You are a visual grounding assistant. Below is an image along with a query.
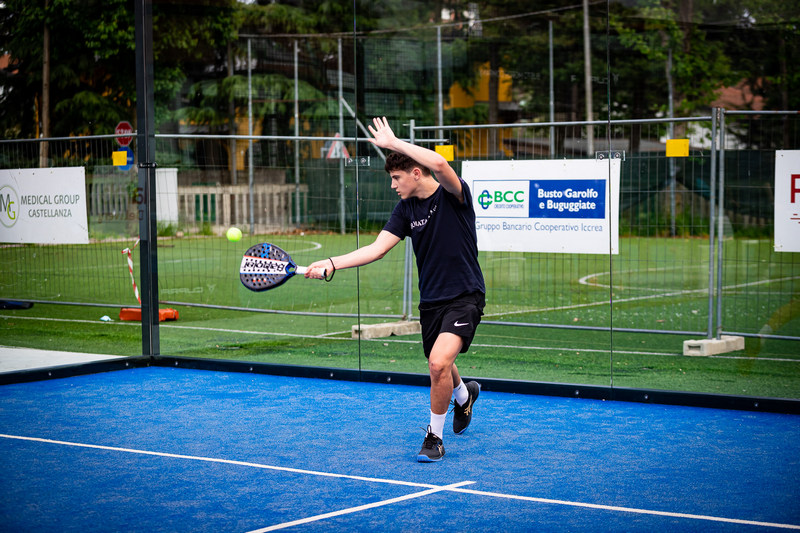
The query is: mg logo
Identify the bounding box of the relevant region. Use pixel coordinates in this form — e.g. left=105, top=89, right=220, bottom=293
left=0, top=184, right=18, bottom=228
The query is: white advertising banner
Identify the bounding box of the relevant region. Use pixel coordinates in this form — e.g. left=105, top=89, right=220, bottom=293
left=463, top=159, right=620, bottom=254
left=0, top=167, right=89, bottom=244
left=774, top=150, right=800, bottom=252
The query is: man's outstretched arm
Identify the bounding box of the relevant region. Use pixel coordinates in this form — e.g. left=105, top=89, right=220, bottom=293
left=304, top=230, right=401, bottom=279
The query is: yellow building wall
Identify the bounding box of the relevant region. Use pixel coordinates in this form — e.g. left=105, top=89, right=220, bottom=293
left=446, top=62, right=513, bottom=109
left=445, top=62, right=514, bottom=159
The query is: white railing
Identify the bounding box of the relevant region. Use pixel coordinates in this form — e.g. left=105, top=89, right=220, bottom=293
left=176, top=183, right=307, bottom=233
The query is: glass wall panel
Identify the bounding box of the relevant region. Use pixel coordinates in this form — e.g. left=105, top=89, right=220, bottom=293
left=606, top=0, right=800, bottom=397
left=351, top=3, right=616, bottom=386
left=0, top=0, right=142, bottom=357
left=149, top=2, right=368, bottom=370
left=0, top=0, right=797, bottom=401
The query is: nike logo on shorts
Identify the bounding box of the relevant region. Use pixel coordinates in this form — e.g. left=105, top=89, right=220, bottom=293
left=454, top=321, right=469, bottom=327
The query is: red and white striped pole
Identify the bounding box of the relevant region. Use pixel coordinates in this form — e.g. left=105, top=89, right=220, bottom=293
left=122, top=238, right=141, bottom=304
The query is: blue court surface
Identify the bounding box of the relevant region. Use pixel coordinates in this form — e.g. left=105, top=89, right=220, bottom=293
left=1, top=366, right=799, bottom=532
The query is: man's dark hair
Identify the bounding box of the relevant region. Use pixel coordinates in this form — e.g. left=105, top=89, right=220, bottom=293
left=385, top=151, right=431, bottom=176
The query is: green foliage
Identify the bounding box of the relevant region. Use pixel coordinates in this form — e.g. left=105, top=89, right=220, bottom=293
left=621, top=205, right=713, bottom=238
left=0, top=0, right=136, bottom=138
left=174, top=73, right=333, bottom=130
left=609, top=0, right=738, bottom=117
left=157, top=222, right=178, bottom=237
left=0, top=0, right=796, bottom=143
left=1, top=235, right=798, bottom=398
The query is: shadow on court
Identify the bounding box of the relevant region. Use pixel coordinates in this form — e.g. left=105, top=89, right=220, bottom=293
left=1, top=367, right=799, bottom=532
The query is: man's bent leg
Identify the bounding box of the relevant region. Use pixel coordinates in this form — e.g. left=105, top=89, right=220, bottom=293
left=428, top=332, right=463, bottom=415
left=451, top=363, right=463, bottom=393
left=418, top=333, right=463, bottom=463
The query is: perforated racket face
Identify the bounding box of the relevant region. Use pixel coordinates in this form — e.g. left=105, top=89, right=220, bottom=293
left=240, top=243, right=298, bottom=291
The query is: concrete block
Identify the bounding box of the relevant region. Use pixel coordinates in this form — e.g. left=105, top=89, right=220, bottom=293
left=351, top=320, right=421, bottom=340
left=683, top=335, right=745, bottom=356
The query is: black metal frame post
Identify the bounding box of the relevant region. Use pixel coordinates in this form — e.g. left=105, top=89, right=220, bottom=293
left=134, top=0, right=159, bottom=357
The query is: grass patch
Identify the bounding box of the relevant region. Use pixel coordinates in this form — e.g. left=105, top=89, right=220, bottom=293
left=1, top=233, right=798, bottom=399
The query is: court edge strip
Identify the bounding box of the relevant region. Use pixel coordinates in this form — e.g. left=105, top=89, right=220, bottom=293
left=2, top=433, right=799, bottom=530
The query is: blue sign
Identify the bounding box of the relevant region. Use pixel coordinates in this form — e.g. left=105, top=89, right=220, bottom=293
left=529, top=179, right=606, bottom=219
left=118, top=146, right=134, bottom=171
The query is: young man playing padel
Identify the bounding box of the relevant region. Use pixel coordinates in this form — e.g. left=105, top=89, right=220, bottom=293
left=306, top=117, right=485, bottom=462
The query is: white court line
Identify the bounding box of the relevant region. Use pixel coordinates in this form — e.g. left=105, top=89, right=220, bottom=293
left=579, top=269, right=800, bottom=293
left=1, top=433, right=798, bottom=530
left=0, top=316, right=337, bottom=339
left=4, top=315, right=799, bottom=362
left=162, top=323, right=342, bottom=339
left=447, top=486, right=800, bottom=530
left=160, top=241, right=324, bottom=265
left=578, top=266, right=704, bottom=292
left=247, top=481, right=475, bottom=533
left=286, top=241, right=324, bottom=254
left=0, top=315, right=674, bottom=357
left=0, top=434, right=442, bottom=490
left=484, top=273, right=800, bottom=321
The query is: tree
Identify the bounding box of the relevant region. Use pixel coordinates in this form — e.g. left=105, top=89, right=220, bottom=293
left=0, top=0, right=135, bottom=140
left=0, top=0, right=239, bottom=141
left=714, top=0, right=800, bottom=147
left=610, top=0, right=736, bottom=123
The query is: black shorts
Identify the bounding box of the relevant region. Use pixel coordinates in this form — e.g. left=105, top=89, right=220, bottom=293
left=419, top=292, right=485, bottom=359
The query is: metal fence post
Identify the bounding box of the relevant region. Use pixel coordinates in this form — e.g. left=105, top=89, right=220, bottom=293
left=134, top=0, right=159, bottom=357
left=706, top=108, right=719, bottom=339
left=294, top=39, right=301, bottom=226
left=247, top=38, right=255, bottom=234
left=338, top=38, right=346, bottom=235
left=716, top=108, right=727, bottom=340
left=402, top=120, right=417, bottom=320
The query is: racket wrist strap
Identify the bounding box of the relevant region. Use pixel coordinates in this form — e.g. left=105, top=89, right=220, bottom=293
left=325, top=257, right=336, bottom=282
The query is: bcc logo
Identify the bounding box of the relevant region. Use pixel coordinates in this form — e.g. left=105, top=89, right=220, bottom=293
left=478, top=189, right=525, bottom=210
left=0, top=184, right=18, bottom=228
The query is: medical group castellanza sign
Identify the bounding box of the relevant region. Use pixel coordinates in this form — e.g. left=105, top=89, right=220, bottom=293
left=0, top=168, right=89, bottom=244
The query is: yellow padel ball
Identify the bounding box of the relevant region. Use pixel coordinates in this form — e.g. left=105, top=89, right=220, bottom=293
left=226, top=227, right=242, bottom=242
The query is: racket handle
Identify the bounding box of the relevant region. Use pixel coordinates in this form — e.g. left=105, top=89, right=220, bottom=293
left=295, top=266, right=326, bottom=278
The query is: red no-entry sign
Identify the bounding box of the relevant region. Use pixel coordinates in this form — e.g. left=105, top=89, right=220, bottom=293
left=115, top=121, right=134, bottom=147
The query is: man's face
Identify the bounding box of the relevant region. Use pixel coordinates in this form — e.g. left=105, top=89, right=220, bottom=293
left=389, top=169, right=418, bottom=199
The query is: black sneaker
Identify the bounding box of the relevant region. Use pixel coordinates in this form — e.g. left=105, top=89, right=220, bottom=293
left=453, top=381, right=480, bottom=434
left=417, top=426, right=445, bottom=462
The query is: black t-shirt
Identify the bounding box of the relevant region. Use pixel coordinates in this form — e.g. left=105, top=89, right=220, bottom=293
left=383, top=178, right=485, bottom=303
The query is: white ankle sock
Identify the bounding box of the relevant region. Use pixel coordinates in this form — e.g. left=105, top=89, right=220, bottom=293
left=429, top=410, right=446, bottom=439
left=453, top=380, right=468, bottom=406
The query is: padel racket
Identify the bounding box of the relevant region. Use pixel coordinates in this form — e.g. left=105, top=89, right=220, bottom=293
left=239, top=242, right=323, bottom=291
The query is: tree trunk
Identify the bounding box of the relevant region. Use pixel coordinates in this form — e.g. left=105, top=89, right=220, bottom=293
left=672, top=0, right=693, bottom=138
left=227, top=41, right=237, bottom=185
left=39, top=0, right=50, bottom=168
left=779, top=34, right=789, bottom=146
left=487, top=43, right=499, bottom=156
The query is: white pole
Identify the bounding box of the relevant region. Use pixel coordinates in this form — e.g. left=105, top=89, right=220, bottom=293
left=667, top=47, right=676, bottom=237
left=338, top=38, right=346, bottom=235
left=294, top=40, right=300, bottom=225
left=247, top=38, right=254, bottom=234
left=583, top=0, right=594, bottom=156
left=549, top=19, right=555, bottom=158
left=437, top=25, right=444, bottom=141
